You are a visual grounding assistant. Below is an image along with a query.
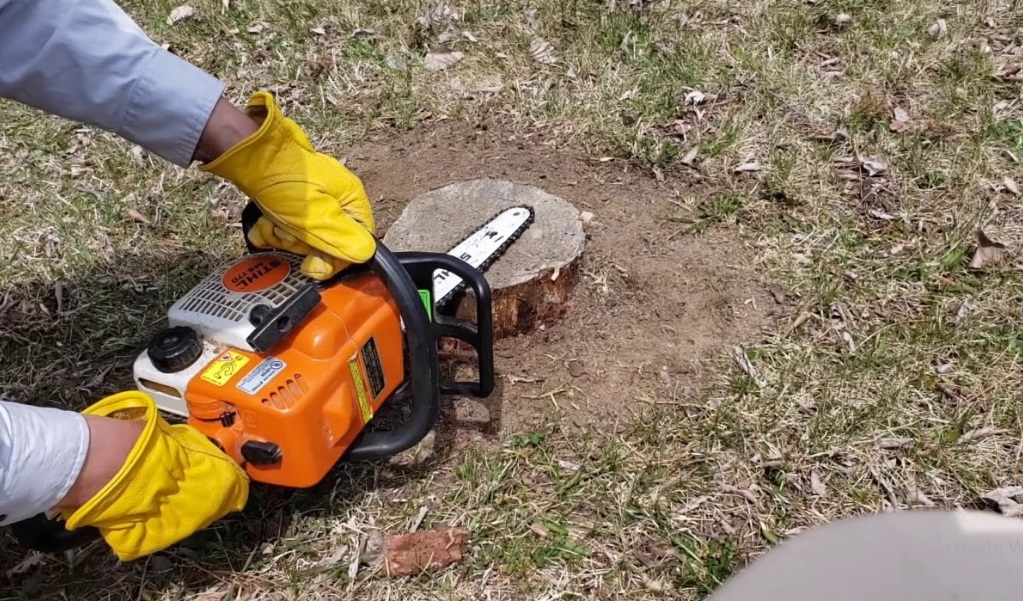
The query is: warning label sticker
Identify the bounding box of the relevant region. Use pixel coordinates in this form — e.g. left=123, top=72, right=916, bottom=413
left=349, top=356, right=373, bottom=423
left=237, top=357, right=286, bottom=395
left=201, top=351, right=251, bottom=387
left=362, top=336, right=385, bottom=398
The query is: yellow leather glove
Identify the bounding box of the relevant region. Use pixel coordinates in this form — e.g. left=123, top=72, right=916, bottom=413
left=200, top=91, right=376, bottom=280
left=61, top=391, right=249, bottom=562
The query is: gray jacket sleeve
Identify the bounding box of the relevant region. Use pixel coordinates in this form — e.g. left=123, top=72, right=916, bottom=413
left=0, top=0, right=227, bottom=166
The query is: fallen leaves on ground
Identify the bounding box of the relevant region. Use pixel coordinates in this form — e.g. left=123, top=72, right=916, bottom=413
left=969, top=230, right=1008, bottom=269
left=424, top=49, right=465, bottom=72
left=530, top=38, right=557, bottom=64
left=982, top=487, right=1023, bottom=517
left=167, top=5, right=194, bottom=25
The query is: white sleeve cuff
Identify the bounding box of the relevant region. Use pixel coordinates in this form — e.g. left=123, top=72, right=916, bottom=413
left=0, top=400, right=90, bottom=526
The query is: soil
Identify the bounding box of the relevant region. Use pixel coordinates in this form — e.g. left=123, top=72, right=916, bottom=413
left=344, top=122, right=783, bottom=451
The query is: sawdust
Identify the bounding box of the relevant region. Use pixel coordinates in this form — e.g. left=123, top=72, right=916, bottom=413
left=346, top=123, right=780, bottom=440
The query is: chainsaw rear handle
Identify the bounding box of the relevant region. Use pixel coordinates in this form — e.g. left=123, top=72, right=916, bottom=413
left=343, top=240, right=442, bottom=460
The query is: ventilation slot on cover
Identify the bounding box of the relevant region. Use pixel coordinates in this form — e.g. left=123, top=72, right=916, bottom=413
left=261, top=374, right=308, bottom=410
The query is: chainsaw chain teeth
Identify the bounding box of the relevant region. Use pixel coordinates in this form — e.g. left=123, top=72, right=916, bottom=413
left=436, top=204, right=536, bottom=309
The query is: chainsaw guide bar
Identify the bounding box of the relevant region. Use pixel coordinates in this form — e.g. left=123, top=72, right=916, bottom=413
left=433, top=205, right=535, bottom=307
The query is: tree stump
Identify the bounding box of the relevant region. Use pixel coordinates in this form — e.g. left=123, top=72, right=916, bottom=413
left=382, top=178, right=586, bottom=340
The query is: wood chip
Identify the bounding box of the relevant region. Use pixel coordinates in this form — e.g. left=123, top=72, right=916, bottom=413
left=376, top=527, right=470, bottom=577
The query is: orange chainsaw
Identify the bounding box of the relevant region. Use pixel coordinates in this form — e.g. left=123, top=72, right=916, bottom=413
left=9, top=199, right=534, bottom=553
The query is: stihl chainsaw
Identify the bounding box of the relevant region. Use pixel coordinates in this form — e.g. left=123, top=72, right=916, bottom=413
left=10, top=199, right=534, bottom=553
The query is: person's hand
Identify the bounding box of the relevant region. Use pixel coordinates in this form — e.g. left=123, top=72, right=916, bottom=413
left=58, top=391, right=249, bottom=561
left=199, top=91, right=376, bottom=280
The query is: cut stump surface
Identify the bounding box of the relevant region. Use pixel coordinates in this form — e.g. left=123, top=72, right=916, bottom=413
left=382, top=178, right=586, bottom=339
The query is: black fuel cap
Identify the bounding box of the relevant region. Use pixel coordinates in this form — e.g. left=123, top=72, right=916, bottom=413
left=148, top=326, right=203, bottom=373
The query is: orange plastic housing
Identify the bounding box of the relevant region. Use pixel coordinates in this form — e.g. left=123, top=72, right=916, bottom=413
left=182, top=271, right=405, bottom=488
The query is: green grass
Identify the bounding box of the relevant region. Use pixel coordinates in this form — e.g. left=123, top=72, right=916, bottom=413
left=3, top=0, right=1023, bottom=598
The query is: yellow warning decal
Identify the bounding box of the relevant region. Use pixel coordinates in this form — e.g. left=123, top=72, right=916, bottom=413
left=201, top=351, right=251, bottom=386
left=348, top=356, right=373, bottom=423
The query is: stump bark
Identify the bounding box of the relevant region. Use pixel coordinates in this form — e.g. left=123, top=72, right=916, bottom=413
left=382, top=178, right=586, bottom=339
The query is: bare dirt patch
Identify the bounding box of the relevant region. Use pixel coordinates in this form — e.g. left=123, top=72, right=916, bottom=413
left=347, top=122, right=781, bottom=440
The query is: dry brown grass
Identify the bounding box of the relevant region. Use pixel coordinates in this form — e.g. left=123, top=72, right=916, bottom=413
left=3, top=0, right=1023, bottom=599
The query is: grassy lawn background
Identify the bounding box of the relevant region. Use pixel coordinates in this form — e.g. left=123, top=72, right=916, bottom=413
left=2, top=0, right=1023, bottom=599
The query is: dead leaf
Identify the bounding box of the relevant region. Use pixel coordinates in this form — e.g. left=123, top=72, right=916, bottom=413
left=167, top=5, right=194, bottom=25
left=129, top=145, right=145, bottom=166
left=734, top=161, right=761, bottom=173
left=768, top=284, right=786, bottom=304
left=462, top=30, right=478, bottom=43
left=889, top=106, right=911, bottom=132
left=810, top=470, right=827, bottom=496
left=317, top=545, right=349, bottom=566
left=840, top=329, right=856, bottom=353
left=969, top=229, right=1008, bottom=269
left=310, top=26, right=326, bottom=35
left=6, top=553, right=45, bottom=578
left=876, top=437, right=914, bottom=449
left=529, top=38, right=557, bottom=64
left=860, top=157, right=887, bottom=176
left=376, top=527, right=470, bottom=577
left=982, top=486, right=1023, bottom=517
left=680, top=146, right=699, bottom=166
left=684, top=90, right=717, bottom=104
left=730, top=346, right=762, bottom=387
left=424, top=50, right=464, bottom=72
left=567, top=360, right=585, bottom=377
left=1003, top=177, right=1020, bottom=195
left=645, top=579, right=666, bottom=593
left=87, top=365, right=114, bottom=388
left=905, top=486, right=935, bottom=507
left=247, top=23, right=264, bottom=34
left=928, top=19, right=948, bottom=39
left=126, top=208, right=151, bottom=225
left=958, top=427, right=1010, bottom=444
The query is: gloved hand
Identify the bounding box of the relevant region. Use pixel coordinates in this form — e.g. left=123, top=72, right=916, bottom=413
left=200, top=91, right=376, bottom=280
left=60, top=391, right=249, bottom=562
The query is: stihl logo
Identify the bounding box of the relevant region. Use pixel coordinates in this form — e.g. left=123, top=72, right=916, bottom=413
left=222, top=255, right=291, bottom=293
